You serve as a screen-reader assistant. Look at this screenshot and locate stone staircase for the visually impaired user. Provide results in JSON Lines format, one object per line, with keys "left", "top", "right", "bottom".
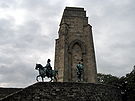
{"left": 0, "top": 82, "right": 122, "bottom": 101}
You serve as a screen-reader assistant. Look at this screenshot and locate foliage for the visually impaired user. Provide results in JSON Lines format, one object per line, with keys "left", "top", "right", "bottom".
{"left": 124, "top": 67, "right": 135, "bottom": 101}
{"left": 97, "top": 66, "right": 135, "bottom": 101}
{"left": 97, "top": 73, "right": 119, "bottom": 86}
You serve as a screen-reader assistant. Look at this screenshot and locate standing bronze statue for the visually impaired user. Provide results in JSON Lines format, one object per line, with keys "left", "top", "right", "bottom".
{"left": 35, "top": 59, "right": 58, "bottom": 82}
{"left": 76, "top": 61, "right": 84, "bottom": 82}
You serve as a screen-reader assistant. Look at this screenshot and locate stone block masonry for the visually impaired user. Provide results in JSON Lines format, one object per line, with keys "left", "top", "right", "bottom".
{"left": 0, "top": 88, "right": 21, "bottom": 99}
{"left": 54, "top": 7, "right": 97, "bottom": 83}
{"left": 0, "top": 82, "right": 122, "bottom": 101}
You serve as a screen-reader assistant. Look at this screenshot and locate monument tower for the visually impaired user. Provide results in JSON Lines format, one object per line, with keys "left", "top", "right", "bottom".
{"left": 54, "top": 7, "right": 97, "bottom": 83}
{"left": 0, "top": 7, "right": 122, "bottom": 101}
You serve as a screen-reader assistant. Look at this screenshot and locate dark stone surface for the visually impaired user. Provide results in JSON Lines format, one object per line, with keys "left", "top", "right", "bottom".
{"left": 0, "top": 82, "right": 122, "bottom": 101}
{"left": 0, "top": 88, "right": 21, "bottom": 99}
{"left": 63, "top": 7, "right": 86, "bottom": 17}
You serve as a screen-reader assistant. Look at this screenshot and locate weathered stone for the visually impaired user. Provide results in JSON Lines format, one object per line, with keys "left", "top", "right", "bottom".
{"left": 54, "top": 7, "right": 97, "bottom": 83}
{"left": 0, "top": 88, "right": 21, "bottom": 99}
{"left": 0, "top": 82, "right": 122, "bottom": 101}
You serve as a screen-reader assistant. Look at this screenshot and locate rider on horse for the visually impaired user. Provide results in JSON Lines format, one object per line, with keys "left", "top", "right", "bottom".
{"left": 35, "top": 59, "right": 58, "bottom": 82}
{"left": 44, "top": 59, "right": 52, "bottom": 77}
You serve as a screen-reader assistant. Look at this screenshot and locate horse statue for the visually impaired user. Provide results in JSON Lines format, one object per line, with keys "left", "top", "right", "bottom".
{"left": 35, "top": 64, "right": 58, "bottom": 82}
{"left": 76, "top": 62, "right": 84, "bottom": 82}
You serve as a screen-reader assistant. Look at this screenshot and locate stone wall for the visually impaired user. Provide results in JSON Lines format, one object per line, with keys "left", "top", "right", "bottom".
{"left": 0, "top": 88, "right": 21, "bottom": 99}
{"left": 0, "top": 82, "right": 122, "bottom": 101}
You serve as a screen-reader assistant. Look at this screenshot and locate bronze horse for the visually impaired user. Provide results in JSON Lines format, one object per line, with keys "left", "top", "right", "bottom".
{"left": 35, "top": 64, "right": 58, "bottom": 82}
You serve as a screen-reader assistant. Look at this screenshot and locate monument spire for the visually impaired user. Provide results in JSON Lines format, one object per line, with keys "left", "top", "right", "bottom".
{"left": 54, "top": 7, "right": 97, "bottom": 83}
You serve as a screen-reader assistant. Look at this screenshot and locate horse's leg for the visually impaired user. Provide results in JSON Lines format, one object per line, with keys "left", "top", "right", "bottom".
{"left": 54, "top": 76, "right": 57, "bottom": 82}
{"left": 41, "top": 76, "right": 44, "bottom": 82}
{"left": 36, "top": 75, "right": 40, "bottom": 82}
{"left": 49, "top": 77, "right": 53, "bottom": 82}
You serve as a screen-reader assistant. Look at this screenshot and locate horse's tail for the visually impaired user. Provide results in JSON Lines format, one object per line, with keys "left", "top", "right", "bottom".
{"left": 56, "top": 70, "right": 58, "bottom": 74}
{"left": 51, "top": 70, "right": 58, "bottom": 76}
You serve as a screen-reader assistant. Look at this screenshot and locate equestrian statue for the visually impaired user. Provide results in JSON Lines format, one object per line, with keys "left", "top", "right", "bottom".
{"left": 35, "top": 59, "right": 58, "bottom": 82}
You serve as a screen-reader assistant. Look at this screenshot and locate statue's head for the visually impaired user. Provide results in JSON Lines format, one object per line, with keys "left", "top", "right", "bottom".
{"left": 47, "top": 59, "right": 51, "bottom": 63}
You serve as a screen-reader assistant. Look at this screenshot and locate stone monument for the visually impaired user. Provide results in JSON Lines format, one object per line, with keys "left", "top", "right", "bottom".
{"left": 54, "top": 7, "right": 97, "bottom": 83}
{"left": 0, "top": 7, "right": 122, "bottom": 101}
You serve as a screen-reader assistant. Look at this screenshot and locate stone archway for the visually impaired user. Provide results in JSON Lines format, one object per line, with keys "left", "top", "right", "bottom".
{"left": 68, "top": 39, "right": 86, "bottom": 81}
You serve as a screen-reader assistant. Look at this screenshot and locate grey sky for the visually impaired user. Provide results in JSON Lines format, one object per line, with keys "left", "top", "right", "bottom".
{"left": 0, "top": 0, "right": 135, "bottom": 87}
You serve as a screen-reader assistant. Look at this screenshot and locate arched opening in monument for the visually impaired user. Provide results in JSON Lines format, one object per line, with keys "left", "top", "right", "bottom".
{"left": 71, "top": 43, "right": 82, "bottom": 81}
{"left": 68, "top": 39, "right": 86, "bottom": 82}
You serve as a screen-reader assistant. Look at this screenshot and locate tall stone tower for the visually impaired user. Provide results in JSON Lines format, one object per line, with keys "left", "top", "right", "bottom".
{"left": 54, "top": 7, "right": 97, "bottom": 83}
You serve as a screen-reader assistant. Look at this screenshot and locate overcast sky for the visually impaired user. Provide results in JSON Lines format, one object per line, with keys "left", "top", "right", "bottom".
{"left": 0, "top": 0, "right": 135, "bottom": 88}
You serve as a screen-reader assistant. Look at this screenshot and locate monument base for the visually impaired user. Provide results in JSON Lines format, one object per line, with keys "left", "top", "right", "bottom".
{"left": 0, "top": 82, "right": 122, "bottom": 101}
